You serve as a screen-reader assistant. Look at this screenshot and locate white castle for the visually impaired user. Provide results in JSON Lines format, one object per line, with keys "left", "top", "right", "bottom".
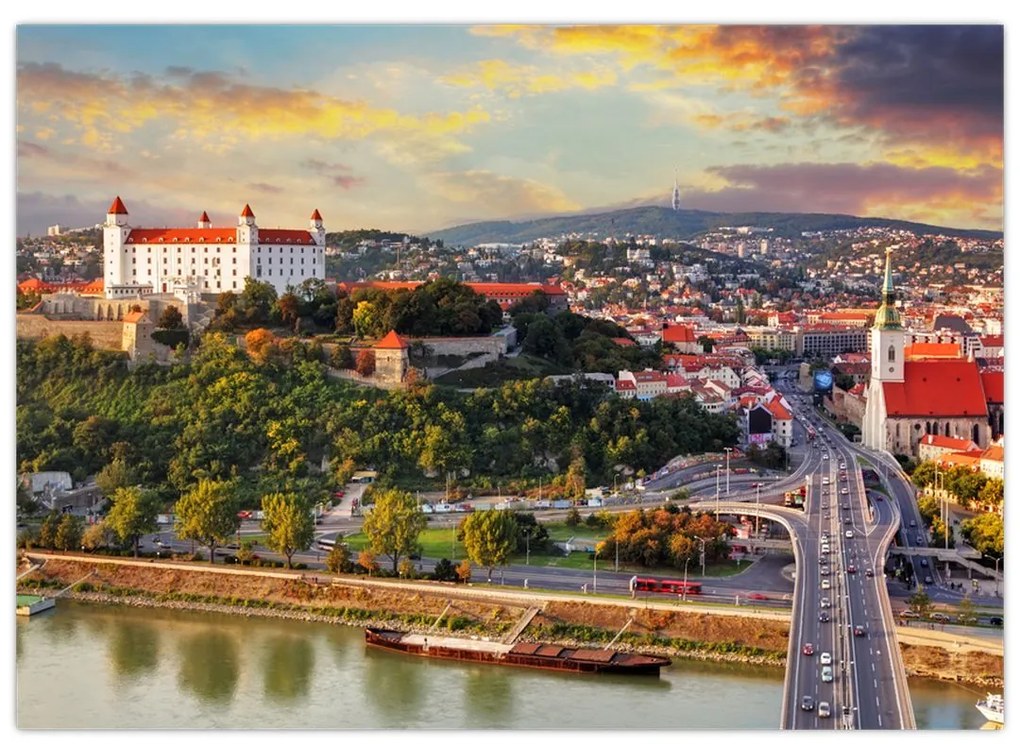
{"left": 102, "top": 197, "right": 326, "bottom": 299}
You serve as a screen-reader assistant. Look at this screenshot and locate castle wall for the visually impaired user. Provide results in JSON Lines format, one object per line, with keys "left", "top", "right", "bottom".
{"left": 16, "top": 315, "right": 126, "bottom": 351}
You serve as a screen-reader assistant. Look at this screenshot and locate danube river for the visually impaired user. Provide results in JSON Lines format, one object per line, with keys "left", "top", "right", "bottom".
{"left": 16, "top": 601, "right": 988, "bottom": 730}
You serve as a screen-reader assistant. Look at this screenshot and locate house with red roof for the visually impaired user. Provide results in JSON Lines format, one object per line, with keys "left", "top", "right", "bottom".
{"left": 661, "top": 324, "right": 699, "bottom": 353}
{"left": 917, "top": 434, "right": 981, "bottom": 463}
{"left": 979, "top": 440, "right": 1004, "bottom": 480}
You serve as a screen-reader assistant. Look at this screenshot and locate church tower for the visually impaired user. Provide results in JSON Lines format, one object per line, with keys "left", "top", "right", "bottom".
{"left": 862, "top": 246, "right": 904, "bottom": 450}
{"left": 671, "top": 173, "right": 681, "bottom": 211}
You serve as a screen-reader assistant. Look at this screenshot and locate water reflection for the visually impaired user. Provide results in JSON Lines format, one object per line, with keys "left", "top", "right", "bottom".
{"left": 177, "top": 631, "right": 240, "bottom": 704}
{"left": 108, "top": 621, "right": 160, "bottom": 678}
{"left": 362, "top": 646, "right": 424, "bottom": 725}
{"left": 463, "top": 666, "right": 513, "bottom": 727}
{"left": 263, "top": 635, "right": 314, "bottom": 701}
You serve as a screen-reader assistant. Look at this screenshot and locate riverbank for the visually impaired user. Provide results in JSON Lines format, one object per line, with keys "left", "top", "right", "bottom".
{"left": 17, "top": 552, "right": 1002, "bottom": 685}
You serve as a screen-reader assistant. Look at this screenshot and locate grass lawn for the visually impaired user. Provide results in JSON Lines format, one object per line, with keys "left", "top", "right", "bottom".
{"left": 340, "top": 526, "right": 468, "bottom": 561}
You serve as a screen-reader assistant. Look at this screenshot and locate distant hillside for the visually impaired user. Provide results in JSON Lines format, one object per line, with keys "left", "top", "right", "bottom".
{"left": 425, "top": 207, "right": 1002, "bottom": 246}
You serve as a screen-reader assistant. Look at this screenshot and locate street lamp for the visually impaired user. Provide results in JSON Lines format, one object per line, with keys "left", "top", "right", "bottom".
{"left": 724, "top": 447, "right": 733, "bottom": 498}
{"left": 524, "top": 527, "right": 532, "bottom": 566}
{"left": 682, "top": 555, "right": 692, "bottom": 601}
{"left": 755, "top": 483, "right": 762, "bottom": 537}
{"left": 695, "top": 535, "right": 707, "bottom": 578}
{"left": 984, "top": 554, "right": 1001, "bottom": 595}
{"left": 592, "top": 544, "right": 598, "bottom": 594}
{"left": 715, "top": 465, "right": 722, "bottom": 517}
{"left": 614, "top": 473, "right": 619, "bottom": 497}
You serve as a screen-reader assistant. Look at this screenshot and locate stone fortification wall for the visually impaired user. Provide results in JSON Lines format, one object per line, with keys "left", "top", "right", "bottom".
{"left": 16, "top": 315, "right": 126, "bottom": 351}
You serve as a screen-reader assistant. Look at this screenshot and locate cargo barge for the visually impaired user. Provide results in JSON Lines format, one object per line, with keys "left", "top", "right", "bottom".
{"left": 364, "top": 627, "right": 671, "bottom": 676}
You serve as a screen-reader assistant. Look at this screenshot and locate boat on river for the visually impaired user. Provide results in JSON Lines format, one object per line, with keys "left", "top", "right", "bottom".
{"left": 364, "top": 627, "right": 671, "bottom": 676}
{"left": 975, "top": 693, "right": 1003, "bottom": 725}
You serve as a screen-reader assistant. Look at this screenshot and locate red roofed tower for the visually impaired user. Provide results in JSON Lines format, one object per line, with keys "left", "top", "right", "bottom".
{"left": 197, "top": 211, "right": 211, "bottom": 229}
{"left": 373, "top": 330, "right": 410, "bottom": 387}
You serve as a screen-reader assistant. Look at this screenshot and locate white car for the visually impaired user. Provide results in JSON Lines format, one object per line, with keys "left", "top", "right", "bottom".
{"left": 820, "top": 652, "right": 832, "bottom": 665}
{"left": 845, "top": 530, "right": 853, "bottom": 538}
{"left": 821, "top": 579, "right": 831, "bottom": 590}
{"left": 818, "top": 701, "right": 831, "bottom": 718}
{"left": 820, "top": 597, "right": 831, "bottom": 608}
{"left": 821, "top": 665, "right": 834, "bottom": 683}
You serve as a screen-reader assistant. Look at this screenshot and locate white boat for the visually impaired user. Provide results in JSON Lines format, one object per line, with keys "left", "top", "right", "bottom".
{"left": 975, "top": 693, "right": 1004, "bottom": 725}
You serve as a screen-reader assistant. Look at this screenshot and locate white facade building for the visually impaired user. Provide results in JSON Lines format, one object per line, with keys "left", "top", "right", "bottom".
{"left": 102, "top": 197, "right": 326, "bottom": 299}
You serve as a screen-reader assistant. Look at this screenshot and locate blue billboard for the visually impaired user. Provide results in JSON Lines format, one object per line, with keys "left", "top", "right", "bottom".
{"left": 813, "top": 370, "right": 834, "bottom": 392}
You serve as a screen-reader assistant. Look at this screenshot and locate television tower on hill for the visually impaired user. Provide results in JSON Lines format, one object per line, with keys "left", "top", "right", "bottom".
{"left": 671, "top": 172, "right": 681, "bottom": 211}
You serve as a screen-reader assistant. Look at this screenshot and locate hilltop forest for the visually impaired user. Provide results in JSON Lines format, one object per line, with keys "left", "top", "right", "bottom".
{"left": 16, "top": 333, "right": 738, "bottom": 508}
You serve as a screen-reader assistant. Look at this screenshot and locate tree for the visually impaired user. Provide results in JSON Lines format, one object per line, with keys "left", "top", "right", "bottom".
{"left": 979, "top": 478, "right": 1004, "bottom": 509}
{"left": 82, "top": 520, "right": 115, "bottom": 552}
{"left": 565, "top": 505, "right": 582, "bottom": 527}
{"left": 431, "top": 557, "right": 457, "bottom": 582}
{"left": 95, "top": 458, "right": 134, "bottom": 497}
{"left": 355, "top": 349, "right": 376, "bottom": 377}
{"left": 245, "top": 328, "right": 278, "bottom": 365}
{"left": 697, "top": 335, "right": 715, "bottom": 353}
{"left": 54, "top": 513, "right": 84, "bottom": 552}
{"left": 173, "top": 479, "right": 241, "bottom": 564}
{"left": 106, "top": 485, "right": 160, "bottom": 557}
{"left": 461, "top": 509, "right": 518, "bottom": 581}
{"left": 325, "top": 543, "right": 352, "bottom": 574}
{"left": 565, "top": 452, "right": 587, "bottom": 502}
{"left": 398, "top": 557, "right": 416, "bottom": 579}
{"left": 361, "top": 488, "right": 427, "bottom": 574}
{"left": 960, "top": 512, "right": 1003, "bottom": 557}
{"left": 277, "top": 291, "right": 301, "bottom": 332}
{"left": 907, "top": 586, "right": 933, "bottom": 619}
{"left": 38, "top": 511, "right": 60, "bottom": 549}
{"left": 455, "top": 559, "right": 472, "bottom": 583}
{"left": 357, "top": 548, "right": 379, "bottom": 576}
{"left": 352, "top": 300, "right": 378, "bottom": 339}
{"left": 157, "top": 305, "right": 185, "bottom": 330}
{"left": 956, "top": 596, "right": 977, "bottom": 626}
{"left": 261, "top": 492, "right": 315, "bottom": 569}
{"left": 330, "top": 344, "right": 354, "bottom": 370}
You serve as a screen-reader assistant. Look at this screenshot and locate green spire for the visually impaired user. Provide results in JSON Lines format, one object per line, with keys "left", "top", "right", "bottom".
{"left": 873, "top": 247, "right": 901, "bottom": 329}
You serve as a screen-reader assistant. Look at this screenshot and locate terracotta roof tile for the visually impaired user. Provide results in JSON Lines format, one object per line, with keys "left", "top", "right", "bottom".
{"left": 374, "top": 330, "right": 408, "bottom": 349}
{"left": 883, "top": 360, "right": 988, "bottom": 417}
{"left": 107, "top": 196, "right": 128, "bottom": 214}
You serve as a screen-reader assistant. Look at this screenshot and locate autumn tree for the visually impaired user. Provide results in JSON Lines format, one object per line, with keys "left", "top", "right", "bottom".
{"left": 907, "top": 586, "right": 933, "bottom": 619}
{"left": 277, "top": 291, "right": 300, "bottom": 331}
{"left": 106, "top": 485, "right": 160, "bottom": 557}
{"left": 461, "top": 509, "right": 518, "bottom": 581}
{"left": 361, "top": 488, "right": 427, "bottom": 574}
{"left": 329, "top": 344, "right": 354, "bottom": 370}
{"left": 82, "top": 520, "right": 115, "bottom": 552}
{"left": 325, "top": 542, "right": 352, "bottom": 574}
{"left": 358, "top": 548, "right": 379, "bottom": 575}
{"left": 956, "top": 596, "right": 977, "bottom": 626}
{"left": 174, "top": 479, "right": 241, "bottom": 564}
{"left": 245, "top": 328, "right": 278, "bottom": 365}
{"left": 455, "top": 559, "right": 473, "bottom": 583}
{"left": 565, "top": 451, "right": 587, "bottom": 502}
{"left": 355, "top": 349, "right": 376, "bottom": 377}
{"left": 261, "top": 491, "right": 315, "bottom": 569}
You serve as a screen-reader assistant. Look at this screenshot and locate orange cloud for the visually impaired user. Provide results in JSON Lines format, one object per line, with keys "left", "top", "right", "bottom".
{"left": 443, "top": 59, "right": 616, "bottom": 97}
{"left": 17, "top": 63, "right": 490, "bottom": 154}
{"left": 424, "top": 169, "right": 579, "bottom": 215}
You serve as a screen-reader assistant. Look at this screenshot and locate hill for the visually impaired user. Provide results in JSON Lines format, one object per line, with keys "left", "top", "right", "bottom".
{"left": 425, "top": 206, "right": 1001, "bottom": 246}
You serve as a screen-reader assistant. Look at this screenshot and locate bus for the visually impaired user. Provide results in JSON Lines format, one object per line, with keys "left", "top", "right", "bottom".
{"left": 316, "top": 538, "right": 337, "bottom": 552}
{"left": 630, "top": 576, "right": 702, "bottom": 595}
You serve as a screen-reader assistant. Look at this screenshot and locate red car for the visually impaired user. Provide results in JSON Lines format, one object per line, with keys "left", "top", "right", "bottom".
{"left": 853, "top": 625, "right": 866, "bottom": 637}
{"left": 802, "top": 643, "right": 815, "bottom": 656}
{"left": 847, "top": 565, "right": 857, "bottom": 574}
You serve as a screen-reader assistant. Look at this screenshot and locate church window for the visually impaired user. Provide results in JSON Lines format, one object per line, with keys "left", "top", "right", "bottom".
{"left": 974, "top": 424, "right": 981, "bottom": 443}
{"left": 944, "top": 422, "right": 950, "bottom": 437}
{"left": 887, "top": 345, "right": 895, "bottom": 362}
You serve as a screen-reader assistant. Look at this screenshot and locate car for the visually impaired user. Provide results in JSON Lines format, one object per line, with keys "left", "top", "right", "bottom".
{"left": 847, "top": 565, "right": 856, "bottom": 574}
{"left": 820, "top": 597, "right": 831, "bottom": 608}
{"left": 924, "top": 575, "right": 933, "bottom": 584}
{"left": 746, "top": 592, "right": 769, "bottom": 601}
{"left": 845, "top": 530, "right": 853, "bottom": 538}
{"left": 916, "top": 536, "right": 924, "bottom": 545}
{"left": 802, "top": 695, "right": 815, "bottom": 711}
{"left": 803, "top": 643, "right": 815, "bottom": 656}
{"left": 865, "top": 568, "right": 875, "bottom": 577}
{"left": 853, "top": 625, "right": 866, "bottom": 637}
{"left": 820, "top": 567, "right": 831, "bottom": 576}
{"left": 819, "top": 611, "right": 830, "bottom": 623}
{"left": 820, "top": 652, "right": 832, "bottom": 665}
{"left": 818, "top": 702, "right": 831, "bottom": 718}
{"left": 821, "top": 579, "right": 831, "bottom": 590}
{"left": 819, "top": 556, "right": 827, "bottom": 565}
{"left": 876, "top": 495, "right": 884, "bottom": 501}
{"left": 844, "top": 517, "right": 852, "bottom": 524}
{"left": 842, "top": 503, "right": 850, "bottom": 510}
{"left": 931, "top": 612, "right": 953, "bottom": 623}
{"left": 899, "top": 610, "right": 920, "bottom": 619}
{"left": 988, "top": 617, "right": 1003, "bottom": 627}
{"left": 822, "top": 545, "right": 831, "bottom": 555}
{"left": 821, "top": 665, "right": 834, "bottom": 683}
{"left": 920, "top": 558, "right": 928, "bottom": 567}
{"left": 909, "top": 519, "right": 917, "bottom": 527}
{"left": 841, "top": 488, "right": 849, "bottom": 495}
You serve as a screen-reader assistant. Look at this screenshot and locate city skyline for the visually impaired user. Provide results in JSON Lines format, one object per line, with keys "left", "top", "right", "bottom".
{"left": 16, "top": 24, "right": 1003, "bottom": 237}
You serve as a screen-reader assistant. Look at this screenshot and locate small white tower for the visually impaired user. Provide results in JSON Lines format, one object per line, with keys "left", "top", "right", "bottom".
{"left": 237, "top": 203, "right": 258, "bottom": 245}
{"left": 671, "top": 173, "right": 681, "bottom": 212}
{"left": 309, "top": 208, "right": 325, "bottom": 245}
{"left": 103, "top": 196, "right": 131, "bottom": 297}
{"left": 197, "top": 211, "right": 211, "bottom": 229}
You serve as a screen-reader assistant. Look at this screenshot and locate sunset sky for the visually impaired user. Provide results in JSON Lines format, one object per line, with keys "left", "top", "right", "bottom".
{"left": 15, "top": 23, "right": 1004, "bottom": 236}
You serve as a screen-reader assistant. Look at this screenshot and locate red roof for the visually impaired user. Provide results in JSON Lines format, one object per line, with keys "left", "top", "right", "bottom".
{"left": 905, "top": 343, "right": 961, "bottom": 359}
{"left": 662, "top": 324, "right": 696, "bottom": 344}
{"left": 311, "top": 209, "right": 323, "bottom": 221}
{"left": 981, "top": 371, "right": 1003, "bottom": 405}
{"left": 123, "top": 310, "right": 148, "bottom": 324}
{"left": 615, "top": 379, "right": 637, "bottom": 391}
{"left": 935, "top": 452, "right": 981, "bottom": 469}
{"left": 108, "top": 196, "right": 128, "bottom": 214}
{"left": 199, "top": 211, "right": 210, "bottom": 222}
{"left": 610, "top": 337, "right": 636, "bottom": 347}
{"left": 124, "top": 227, "right": 314, "bottom": 245}
{"left": 765, "top": 398, "right": 793, "bottom": 421}
{"left": 666, "top": 374, "right": 688, "bottom": 388}
{"left": 919, "top": 434, "right": 979, "bottom": 452}
{"left": 981, "top": 444, "right": 1004, "bottom": 462}
{"left": 241, "top": 204, "right": 255, "bottom": 218}
{"left": 374, "top": 330, "right": 408, "bottom": 349}
{"left": 882, "top": 360, "right": 988, "bottom": 418}
{"left": 982, "top": 335, "right": 1004, "bottom": 348}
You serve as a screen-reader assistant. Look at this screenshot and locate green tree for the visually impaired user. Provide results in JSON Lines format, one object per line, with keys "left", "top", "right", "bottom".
{"left": 54, "top": 513, "right": 84, "bottom": 552}
{"left": 38, "top": 511, "right": 60, "bottom": 549}
{"left": 82, "top": 520, "right": 115, "bottom": 551}
{"left": 461, "top": 509, "right": 518, "bottom": 581}
{"left": 565, "top": 505, "right": 582, "bottom": 527}
{"left": 174, "top": 479, "right": 241, "bottom": 564}
{"left": 960, "top": 512, "right": 1004, "bottom": 557}
{"left": 106, "top": 485, "right": 160, "bottom": 557}
{"left": 352, "top": 300, "right": 378, "bottom": 339}
{"left": 979, "top": 478, "right": 1004, "bottom": 508}
{"left": 907, "top": 586, "right": 933, "bottom": 619}
{"left": 96, "top": 458, "right": 134, "bottom": 497}
{"left": 157, "top": 305, "right": 185, "bottom": 330}
{"left": 325, "top": 543, "right": 352, "bottom": 574}
{"left": 565, "top": 452, "right": 587, "bottom": 501}
{"left": 361, "top": 488, "right": 427, "bottom": 574}
{"left": 431, "top": 557, "right": 457, "bottom": 582}
{"left": 261, "top": 492, "right": 315, "bottom": 569}
{"left": 329, "top": 344, "right": 354, "bottom": 370}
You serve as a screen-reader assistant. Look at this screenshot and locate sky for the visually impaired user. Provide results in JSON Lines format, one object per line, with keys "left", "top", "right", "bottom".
{"left": 14, "top": 22, "right": 1004, "bottom": 237}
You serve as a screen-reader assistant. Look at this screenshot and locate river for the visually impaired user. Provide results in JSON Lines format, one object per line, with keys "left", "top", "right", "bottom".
{"left": 16, "top": 601, "right": 989, "bottom": 730}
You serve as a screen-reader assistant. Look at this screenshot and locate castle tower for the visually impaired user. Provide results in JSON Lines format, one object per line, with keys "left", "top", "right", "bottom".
{"left": 310, "top": 208, "right": 325, "bottom": 245}
{"left": 197, "top": 211, "right": 211, "bottom": 229}
{"left": 103, "top": 196, "right": 131, "bottom": 297}
{"left": 671, "top": 173, "right": 681, "bottom": 211}
{"left": 862, "top": 247, "right": 904, "bottom": 450}
{"left": 373, "top": 330, "right": 410, "bottom": 388}
{"left": 237, "top": 203, "right": 258, "bottom": 246}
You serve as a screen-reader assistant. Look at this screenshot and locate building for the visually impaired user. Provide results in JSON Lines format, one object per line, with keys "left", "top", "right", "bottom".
{"left": 618, "top": 369, "right": 667, "bottom": 400}
{"left": 102, "top": 197, "right": 326, "bottom": 299}
{"left": 862, "top": 248, "right": 992, "bottom": 457}
{"left": 661, "top": 324, "right": 699, "bottom": 353}
{"left": 373, "top": 330, "right": 410, "bottom": 387}
{"left": 796, "top": 324, "right": 869, "bottom": 359}
{"left": 917, "top": 434, "right": 981, "bottom": 462}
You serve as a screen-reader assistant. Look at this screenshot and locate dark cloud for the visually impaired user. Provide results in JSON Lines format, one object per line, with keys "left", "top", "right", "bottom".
{"left": 683, "top": 161, "right": 1001, "bottom": 225}
{"left": 17, "top": 141, "right": 48, "bottom": 157}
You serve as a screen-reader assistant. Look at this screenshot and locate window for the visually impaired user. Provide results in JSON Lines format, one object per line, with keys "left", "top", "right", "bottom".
{"left": 887, "top": 344, "right": 895, "bottom": 362}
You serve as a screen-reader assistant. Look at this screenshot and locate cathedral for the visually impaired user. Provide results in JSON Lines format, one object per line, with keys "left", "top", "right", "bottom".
{"left": 862, "top": 248, "right": 992, "bottom": 457}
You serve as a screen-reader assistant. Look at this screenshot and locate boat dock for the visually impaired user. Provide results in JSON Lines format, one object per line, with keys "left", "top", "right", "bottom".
{"left": 403, "top": 632, "right": 512, "bottom": 655}
{"left": 16, "top": 595, "right": 55, "bottom": 616}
